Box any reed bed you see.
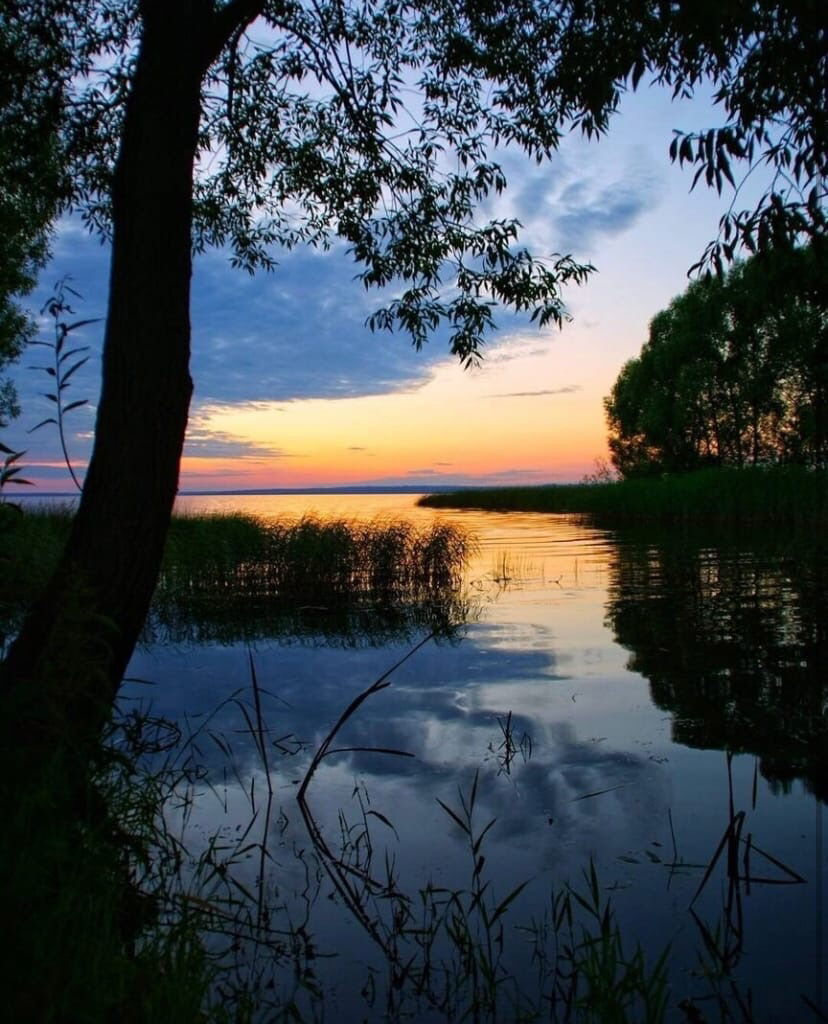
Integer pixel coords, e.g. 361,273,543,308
2,508,474,645
418,466,828,527
158,512,472,601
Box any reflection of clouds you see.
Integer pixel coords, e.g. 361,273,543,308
125,614,659,875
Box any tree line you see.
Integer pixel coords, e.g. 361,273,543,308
605,242,828,477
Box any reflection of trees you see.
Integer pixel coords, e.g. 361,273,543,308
605,532,828,800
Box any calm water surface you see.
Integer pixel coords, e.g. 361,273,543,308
121,493,826,1021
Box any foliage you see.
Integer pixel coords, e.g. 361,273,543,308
0,442,31,497
650,0,827,274
0,5,69,424
604,243,828,477
1,708,216,1023
5,1,827,352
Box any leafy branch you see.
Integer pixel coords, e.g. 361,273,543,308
29,278,99,491
0,441,31,500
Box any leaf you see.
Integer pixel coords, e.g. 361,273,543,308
436,797,469,836
1,474,33,487
58,345,90,365
366,810,399,838
471,817,497,856
60,357,89,384
65,318,101,333
29,418,58,432
489,880,529,925
62,399,88,413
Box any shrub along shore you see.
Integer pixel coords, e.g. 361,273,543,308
417,466,828,527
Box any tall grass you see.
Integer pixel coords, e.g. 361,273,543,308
418,466,828,526
160,512,471,601
2,509,475,646
152,513,473,644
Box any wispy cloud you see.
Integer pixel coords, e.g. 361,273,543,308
184,426,292,459
488,385,581,399
501,146,663,258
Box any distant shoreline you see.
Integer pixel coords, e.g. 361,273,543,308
13,484,511,499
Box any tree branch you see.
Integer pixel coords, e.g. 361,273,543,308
206,0,266,68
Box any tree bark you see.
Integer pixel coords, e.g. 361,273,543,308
0,1,231,778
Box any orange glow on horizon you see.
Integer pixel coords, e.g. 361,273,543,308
176,334,611,490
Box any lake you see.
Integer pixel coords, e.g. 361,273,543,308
120,492,826,1022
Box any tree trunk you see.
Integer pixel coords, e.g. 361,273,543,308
1,2,216,778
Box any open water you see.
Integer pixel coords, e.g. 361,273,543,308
118,492,827,1022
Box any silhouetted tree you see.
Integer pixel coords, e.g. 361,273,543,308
605,242,828,476
2,1,826,789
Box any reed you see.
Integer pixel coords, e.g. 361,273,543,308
2,509,474,643
151,513,474,644
417,466,828,527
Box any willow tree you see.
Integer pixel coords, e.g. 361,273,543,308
2,1,826,777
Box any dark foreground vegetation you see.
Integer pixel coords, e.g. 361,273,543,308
418,466,828,526
1,508,473,649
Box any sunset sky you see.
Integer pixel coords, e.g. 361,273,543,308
6,77,753,493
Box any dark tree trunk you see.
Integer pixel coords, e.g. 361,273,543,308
0,1,233,780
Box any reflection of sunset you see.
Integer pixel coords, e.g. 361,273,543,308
182,336,608,490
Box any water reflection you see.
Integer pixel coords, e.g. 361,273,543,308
606,530,828,800
142,589,476,647
119,498,826,1020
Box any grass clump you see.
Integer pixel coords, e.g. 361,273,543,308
151,513,474,644
160,512,471,600
2,509,475,646
418,466,828,527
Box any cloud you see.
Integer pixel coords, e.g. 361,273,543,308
552,178,654,255
183,429,293,459
488,385,581,398
188,244,456,405
357,466,560,488
346,445,367,451
496,146,662,260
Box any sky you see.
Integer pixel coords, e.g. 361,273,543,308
4,76,749,493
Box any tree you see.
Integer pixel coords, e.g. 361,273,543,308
0,7,67,426
605,242,828,476
2,1,826,787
